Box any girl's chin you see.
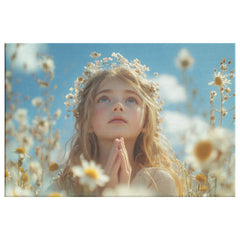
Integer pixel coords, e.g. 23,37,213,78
95,131,141,141
100,134,137,142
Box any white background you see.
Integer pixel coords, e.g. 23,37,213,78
1,1,239,239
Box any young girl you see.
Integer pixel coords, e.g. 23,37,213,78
58,53,185,196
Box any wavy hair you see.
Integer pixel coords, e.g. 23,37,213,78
59,66,185,196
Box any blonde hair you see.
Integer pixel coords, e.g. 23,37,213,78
60,66,185,196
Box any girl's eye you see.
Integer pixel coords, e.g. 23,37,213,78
126,97,138,104
97,96,110,103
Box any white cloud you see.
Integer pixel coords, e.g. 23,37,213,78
162,110,209,148
6,43,47,73
153,74,187,104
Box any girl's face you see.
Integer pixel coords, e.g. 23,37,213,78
91,77,145,141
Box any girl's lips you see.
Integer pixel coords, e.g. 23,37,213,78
109,119,127,124
109,117,127,124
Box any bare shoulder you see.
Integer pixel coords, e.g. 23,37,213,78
132,167,178,197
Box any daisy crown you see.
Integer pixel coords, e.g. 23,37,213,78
64,52,162,119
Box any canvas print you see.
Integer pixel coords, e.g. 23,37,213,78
5,43,235,197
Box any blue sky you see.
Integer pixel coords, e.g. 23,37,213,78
5,43,235,159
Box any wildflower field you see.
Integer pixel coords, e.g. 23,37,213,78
5,43,235,197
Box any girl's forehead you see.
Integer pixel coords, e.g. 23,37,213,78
98,76,136,92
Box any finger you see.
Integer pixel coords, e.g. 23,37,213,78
112,154,122,175
119,138,130,166
119,150,131,184
119,149,126,170
119,137,127,153
119,149,131,176
106,138,120,168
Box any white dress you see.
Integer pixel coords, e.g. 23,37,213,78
130,167,178,197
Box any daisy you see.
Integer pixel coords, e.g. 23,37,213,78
16,134,34,152
208,71,231,88
32,116,49,135
185,127,234,171
13,186,34,197
39,55,55,77
6,183,34,197
12,147,27,160
208,127,234,153
21,172,29,183
31,97,43,108
220,63,227,71
175,48,195,70
195,174,207,183
49,162,59,172
54,109,62,119
14,108,28,123
5,170,10,180
90,52,101,59
209,91,217,99
71,157,109,191
29,161,42,178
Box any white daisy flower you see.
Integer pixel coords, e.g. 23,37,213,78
209,91,217,99
90,52,101,59
16,134,34,152
39,55,55,76
31,97,43,108
175,48,195,70
71,158,109,191
208,127,234,153
185,127,234,171
220,63,227,71
14,108,28,123
6,184,34,197
29,161,42,178
208,72,231,87
32,116,49,135
54,109,62,119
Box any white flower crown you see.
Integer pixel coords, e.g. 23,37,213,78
64,52,162,119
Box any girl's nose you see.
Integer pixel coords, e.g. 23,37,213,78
112,102,125,112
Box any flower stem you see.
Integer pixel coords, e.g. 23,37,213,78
220,89,223,127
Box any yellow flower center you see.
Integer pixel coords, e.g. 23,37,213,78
21,173,29,183
39,120,46,127
5,170,9,178
84,168,98,179
49,162,59,172
16,147,25,154
194,140,213,162
49,192,61,197
199,186,208,192
195,174,207,183
13,190,18,197
19,166,25,172
214,76,223,86
181,59,190,68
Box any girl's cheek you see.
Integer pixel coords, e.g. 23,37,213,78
134,107,145,123
94,107,107,119
91,107,108,132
